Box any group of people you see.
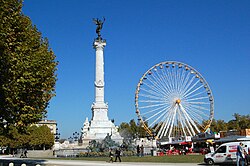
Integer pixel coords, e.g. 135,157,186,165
20,149,28,158
109,148,122,163
136,145,144,157
236,142,249,166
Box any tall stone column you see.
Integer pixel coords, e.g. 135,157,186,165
91,39,108,121
81,19,123,147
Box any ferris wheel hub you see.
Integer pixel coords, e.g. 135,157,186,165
176,99,181,104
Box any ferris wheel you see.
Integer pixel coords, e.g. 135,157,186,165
135,61,214,141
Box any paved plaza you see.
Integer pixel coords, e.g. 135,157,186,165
0,156,204,166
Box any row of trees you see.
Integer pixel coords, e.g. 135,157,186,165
0,125,54,153
209,113,250,133
118,113,250,140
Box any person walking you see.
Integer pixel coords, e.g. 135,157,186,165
24,149,28,158
136,145,140,157
108,148,114,163
114,148,121,162
236,142,244,166
140,145,144,157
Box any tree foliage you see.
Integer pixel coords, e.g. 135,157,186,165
227,113,250,130
121,114,250,139
0,0,57,133
0,125,54,151
119,119,147,139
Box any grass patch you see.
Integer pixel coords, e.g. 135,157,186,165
58,155,204,163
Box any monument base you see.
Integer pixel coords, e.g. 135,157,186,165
81,117,123,147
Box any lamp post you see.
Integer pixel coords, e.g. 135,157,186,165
55,127,60,142
68,136,73,143
73,132,79,142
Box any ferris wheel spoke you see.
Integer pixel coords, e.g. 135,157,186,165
183,84,204,99
177,109,187,137
184,90,207,100
188,105,210,114
143,76,166,96
154,68,172,95
164,67,176,93
140,104,169,117
179,104,200,135
186,101,210,105
148,70,170,95
144,105,169,123
170,67,177,93
185,104,210,119
181,75,196,95
161,109,175,138
154,105,172,133
148,105,171,128
140,84,166,99
179,68,187,92
184,96,209,102
183,106,204,125
174,67,182,93
139,102,167,109
167,105,178,138
176,67,184,94
179,71,192,95
182,102,210,116
146,76,169,96
182,79,200,98
170,67,179,94
139,93,166,101
159,105,175,138
158,68,174,95
178,107,193,137
140,99,167,103
178,107,195,136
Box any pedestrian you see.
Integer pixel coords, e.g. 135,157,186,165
236,142,244,166
24,149,28,158
140,145,144,157
136,145,140,157
108,148,114,163
114,148,121,162
243,145,249,165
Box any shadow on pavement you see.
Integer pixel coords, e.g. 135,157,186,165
0,158,48,166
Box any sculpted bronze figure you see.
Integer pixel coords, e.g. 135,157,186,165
93,17,105,39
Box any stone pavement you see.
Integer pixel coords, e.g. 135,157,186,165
0,156,203,166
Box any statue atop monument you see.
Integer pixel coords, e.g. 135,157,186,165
93,17,105,40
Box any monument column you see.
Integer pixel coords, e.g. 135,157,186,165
81,18,123,146
91,39,108,121
93,40,106,104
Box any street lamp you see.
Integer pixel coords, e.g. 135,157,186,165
68,136,73,143
73,131,79,142
54,127,60,142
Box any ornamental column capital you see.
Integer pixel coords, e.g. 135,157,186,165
93,39,106,50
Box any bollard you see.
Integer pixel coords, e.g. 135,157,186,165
21,164,26,166
9,163,14,166
36,165,41,166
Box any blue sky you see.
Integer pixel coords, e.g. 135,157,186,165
22,0,250,139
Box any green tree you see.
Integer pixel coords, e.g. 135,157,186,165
0,0,57,133
119,119,147,139
29,125,54,150
210,119,227,133
119,122,133,138
227,113,250,130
